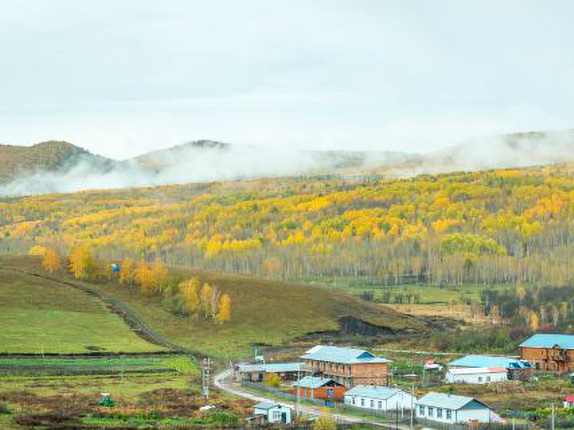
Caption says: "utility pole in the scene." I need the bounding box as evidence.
[296,369,301,420]
[202,357,211,400]
[551,404,555,430]
[410,380,415,430]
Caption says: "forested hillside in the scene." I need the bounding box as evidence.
[2,165,574,286]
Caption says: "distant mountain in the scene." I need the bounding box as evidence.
[1,129,574,196]
[0,140,115,182]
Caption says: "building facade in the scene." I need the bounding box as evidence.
[235,362,303,382]
[415,392,499,424]
[445,367,508,384]
[301,345,389,387]
[344,386,416,411]
[252,402,292,424]
[520,334,574,372]
[292,376,346,401]
[448,354,533,380]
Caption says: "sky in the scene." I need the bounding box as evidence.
[0,0,573,159]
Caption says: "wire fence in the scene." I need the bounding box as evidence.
[240,380,411,422]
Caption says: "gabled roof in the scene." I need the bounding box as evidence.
[294,376,342,389]
[448,355,531,369]
[237,363,304,373]
[253,402,279,410]
[344,385,407,400]
[301,345,388,364]
[447,367,507,375]
[416,392,491,411]
[519,334,574,350]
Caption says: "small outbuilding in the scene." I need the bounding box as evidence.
[445,367,508,384]
[415,392,502,424]
[344,385,416,411]
[448,355,533,380]
[250,402,292,424]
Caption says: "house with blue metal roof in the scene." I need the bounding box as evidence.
[520,334,574,372]
[344,385,416,411]
[448,355,533,380]
[301,345,390,387]
[292,376,346,402]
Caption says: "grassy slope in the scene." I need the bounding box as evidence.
[1,256,423,358]
[0,258,164,354]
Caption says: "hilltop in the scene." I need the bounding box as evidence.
[0,255,424,358]
[2,128,574,196]
[0,140,114,182]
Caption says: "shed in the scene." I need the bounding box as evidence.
[251,402,292,424]
[344,385,416,411]
[236,362,304,382]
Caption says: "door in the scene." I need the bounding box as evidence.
[281,412,287,423]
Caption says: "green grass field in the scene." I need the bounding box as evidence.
[0,256,424,358]
[0,263,165,354]
[301,276,514,304]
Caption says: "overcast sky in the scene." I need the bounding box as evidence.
[1,0,573,159]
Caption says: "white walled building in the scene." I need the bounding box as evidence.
[445,367,508,384]
[415,392,501,424]
[252,402,292,424]
[344,386,416,411]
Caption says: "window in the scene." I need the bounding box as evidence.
[378,401,383,409]
[478,377,482,382]
[437,408,443,418]
[428,407,434,417]
[446,410,452,420]
[272,411,281,420]
[361,398,365,407]
[419,405,425,415]
[487,376,491,382]
[370,400,375,408]
[327,389,334,397]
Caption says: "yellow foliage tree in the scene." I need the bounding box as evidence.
[28,245,47,256]
[42,248,61,273]
[530,312,539,331]
[264,372,280,388]
[200,283,214,319]
[180,278,201,314]
[69,246,94,279]
[135,259,154,296]
[150,258,169,294]
[312,408,336,430]
[119,257,135,286]
[216,293,232,323]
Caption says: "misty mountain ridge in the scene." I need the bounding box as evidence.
[1,129,574,196]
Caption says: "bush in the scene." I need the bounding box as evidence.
[0,403,10,414]
[207,411,238,425]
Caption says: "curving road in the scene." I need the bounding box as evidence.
[213,368,409,429]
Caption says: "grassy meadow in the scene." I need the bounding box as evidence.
[0,264,165,354]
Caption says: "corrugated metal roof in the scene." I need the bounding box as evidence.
[519,334,574,349]
[416,392,491,410]
[344,385,406,400]
[448,355,531,369]
[237,363,304,373]
[301,345,388,364]
[253,402,279,410]
[294,376,339,389]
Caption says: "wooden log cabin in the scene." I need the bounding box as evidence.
[519,334,574,372]
[300,345,389,387]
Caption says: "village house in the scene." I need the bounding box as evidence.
[519,334,574,372]
[235,362,304,382]
[448,354,533,379]
[301,345,389,387]
[292,376,346,402]
[415,392,501,424]
[344,386,416,411]
[249,402,292,424]
[445,367,508,384]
